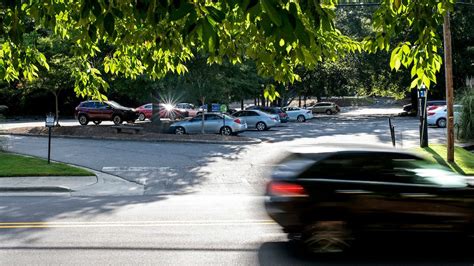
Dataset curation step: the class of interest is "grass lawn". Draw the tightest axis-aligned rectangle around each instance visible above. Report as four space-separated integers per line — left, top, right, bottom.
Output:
415 144 474 176
0 152 94 177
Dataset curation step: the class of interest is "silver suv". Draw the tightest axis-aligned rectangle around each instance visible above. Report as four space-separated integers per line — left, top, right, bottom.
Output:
308 102 340 115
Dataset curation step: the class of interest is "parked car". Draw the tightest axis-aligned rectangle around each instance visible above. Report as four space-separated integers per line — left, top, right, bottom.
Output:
135 103 187 121
427 104 463 128
265 144 474 253
281 107 313 122
176 103 199 117
402 100 446 116
232 110 279 131
75 100 138 125
246 106 289 123
169 113 247 135
307 102 340 115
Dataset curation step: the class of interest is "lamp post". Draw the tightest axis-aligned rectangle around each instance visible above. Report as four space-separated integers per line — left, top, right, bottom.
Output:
45 113 55 164
418 84 428 148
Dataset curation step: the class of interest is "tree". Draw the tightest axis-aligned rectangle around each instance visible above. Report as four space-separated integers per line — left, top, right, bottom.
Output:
0 0 454 100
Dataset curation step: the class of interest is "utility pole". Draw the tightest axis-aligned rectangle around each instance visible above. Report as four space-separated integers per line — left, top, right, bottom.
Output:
443 11 455 162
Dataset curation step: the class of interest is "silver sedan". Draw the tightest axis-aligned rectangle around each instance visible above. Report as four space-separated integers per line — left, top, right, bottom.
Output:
232 110 279 131
170 113 247 135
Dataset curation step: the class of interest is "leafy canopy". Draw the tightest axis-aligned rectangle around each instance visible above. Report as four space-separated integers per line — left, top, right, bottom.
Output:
0 0 456 99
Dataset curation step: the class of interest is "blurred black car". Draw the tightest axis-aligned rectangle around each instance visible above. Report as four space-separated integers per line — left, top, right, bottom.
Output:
265 145 474 253
245 106 289 123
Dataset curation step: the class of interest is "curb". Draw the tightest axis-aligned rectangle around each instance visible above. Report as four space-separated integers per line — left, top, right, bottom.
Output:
0 186 72 192
0 132 262 145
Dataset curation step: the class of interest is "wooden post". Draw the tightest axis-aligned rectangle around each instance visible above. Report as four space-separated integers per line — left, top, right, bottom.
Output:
443 11 455 162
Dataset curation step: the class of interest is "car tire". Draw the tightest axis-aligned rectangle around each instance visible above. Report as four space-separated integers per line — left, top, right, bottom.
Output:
78 115 89 126
256 122 267 131
92 120 101 125
174 126 186 135
112 115 123 125
220 126 232 136
302 220 353 254
138 113 146 121
436 118 447 128
325 109 333 115
297 115 306 122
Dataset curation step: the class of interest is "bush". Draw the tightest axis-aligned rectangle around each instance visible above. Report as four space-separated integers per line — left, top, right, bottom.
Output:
459 89 474 140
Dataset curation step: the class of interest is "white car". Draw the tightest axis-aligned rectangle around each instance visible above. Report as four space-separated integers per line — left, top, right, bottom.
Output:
427 105 462 128
282 107 313 122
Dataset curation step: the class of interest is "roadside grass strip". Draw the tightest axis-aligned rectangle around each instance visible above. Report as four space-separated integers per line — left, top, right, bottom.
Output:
415 144 474 176
0 152 94 177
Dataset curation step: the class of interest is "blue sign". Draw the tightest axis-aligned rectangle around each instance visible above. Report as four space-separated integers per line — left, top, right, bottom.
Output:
211 103 220 112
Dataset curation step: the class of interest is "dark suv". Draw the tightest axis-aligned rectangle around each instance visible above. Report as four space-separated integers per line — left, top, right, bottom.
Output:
265 145 474 253
75 100 139 125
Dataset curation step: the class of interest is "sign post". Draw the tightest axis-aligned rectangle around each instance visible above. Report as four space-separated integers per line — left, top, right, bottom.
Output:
45 113 55 164
220 104 228 129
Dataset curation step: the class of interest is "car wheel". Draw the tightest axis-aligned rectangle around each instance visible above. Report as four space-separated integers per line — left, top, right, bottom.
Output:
436 118 447 128
220 126 232 136
174 126 186 135
92 120 101 125
325 109 333 115
302 221 352 254
78 115 89 125
256 122 267 131
112 115 123 125
297 115 306 122
138 113 146 121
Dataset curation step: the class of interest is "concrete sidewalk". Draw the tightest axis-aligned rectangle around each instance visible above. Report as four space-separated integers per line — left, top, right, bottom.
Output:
0 170 144 196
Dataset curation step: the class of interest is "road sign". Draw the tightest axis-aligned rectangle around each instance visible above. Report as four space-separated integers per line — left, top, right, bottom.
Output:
211 104 220 112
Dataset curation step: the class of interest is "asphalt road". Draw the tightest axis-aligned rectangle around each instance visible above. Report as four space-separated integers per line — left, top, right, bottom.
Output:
1 108 464 265
1 195 474 265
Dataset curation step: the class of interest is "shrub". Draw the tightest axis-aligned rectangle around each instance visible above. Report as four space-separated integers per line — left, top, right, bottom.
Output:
459 89 474 140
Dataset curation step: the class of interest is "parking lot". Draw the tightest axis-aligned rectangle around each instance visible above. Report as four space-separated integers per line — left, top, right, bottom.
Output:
2 106 450 196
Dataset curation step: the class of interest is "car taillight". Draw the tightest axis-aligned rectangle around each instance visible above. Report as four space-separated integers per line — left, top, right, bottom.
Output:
267 182 308 197
234 119 241 124
428 112 435 116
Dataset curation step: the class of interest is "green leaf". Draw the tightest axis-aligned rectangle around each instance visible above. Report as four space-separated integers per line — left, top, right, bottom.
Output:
279 38 285 47
260 0 282 27
104 13 115 35
206 6 225 23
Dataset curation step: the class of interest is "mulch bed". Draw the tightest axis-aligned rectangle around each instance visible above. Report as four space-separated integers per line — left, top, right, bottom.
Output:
4 122 256 143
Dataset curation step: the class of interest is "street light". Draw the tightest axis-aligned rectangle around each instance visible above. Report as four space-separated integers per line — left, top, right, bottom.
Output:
45 113 55 164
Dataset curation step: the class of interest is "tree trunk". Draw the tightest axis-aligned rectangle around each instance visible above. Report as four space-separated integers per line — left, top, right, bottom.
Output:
53 91 60 126
150 91 162 127
201 96 206 134
241 99 244 110
298 96 302 107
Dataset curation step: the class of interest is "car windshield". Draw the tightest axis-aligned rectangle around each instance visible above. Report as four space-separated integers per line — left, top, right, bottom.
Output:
106 101 125 109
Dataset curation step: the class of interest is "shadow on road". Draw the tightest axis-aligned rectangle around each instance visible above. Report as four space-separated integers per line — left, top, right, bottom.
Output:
258 237 474 265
